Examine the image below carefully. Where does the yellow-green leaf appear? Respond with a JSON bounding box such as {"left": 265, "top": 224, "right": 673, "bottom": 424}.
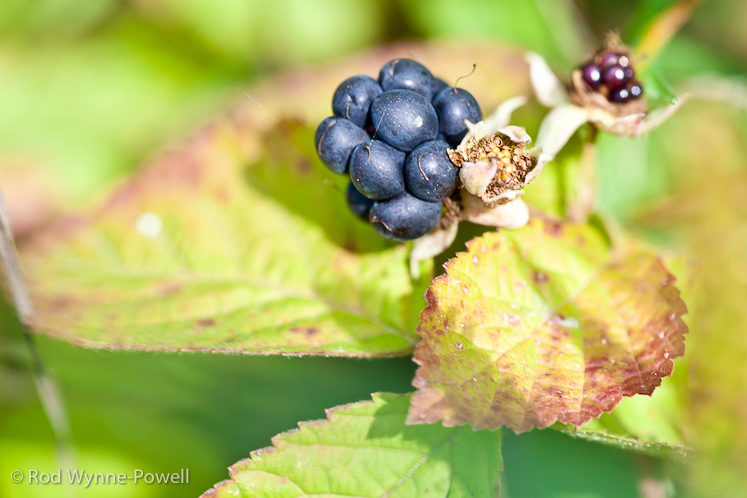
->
{"left": 407, "top": 215, "right": 688, "bottom": 432}
{"left": 19, "top": 122, "right": 430, "bottom": 357}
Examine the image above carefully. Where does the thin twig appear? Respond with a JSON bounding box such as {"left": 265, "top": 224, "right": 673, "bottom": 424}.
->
{"left": 0, "top": 188, "right": 75, "bottom": 474}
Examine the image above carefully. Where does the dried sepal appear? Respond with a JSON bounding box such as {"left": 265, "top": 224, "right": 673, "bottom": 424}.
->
{"left": 409, "top": 223, "right": 459, "bottom": 278}
{"left": 483, "top": 96, "right": 528, "bottom": 134}
{"left": 459, "top": 161, "right": 497, "bottom": 197}
{"left": 525, "top": 51, "right": 566, "bottom": 107}
{"left": 461, "top": 193, "right": 529, "bottom": 230}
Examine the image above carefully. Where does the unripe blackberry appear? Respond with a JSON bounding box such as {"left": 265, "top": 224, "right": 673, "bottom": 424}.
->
{"left": 581, "top": 64, "right": 602, "bottom": 90}
{"left": 576, "top": 50, "right": 642, "bottom": 104}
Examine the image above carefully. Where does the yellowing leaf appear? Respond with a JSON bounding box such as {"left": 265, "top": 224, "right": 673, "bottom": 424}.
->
{"left": 19, "top": 122, "right": 430, "bottom": 357}
{"left": 201, "top": 393, "right": 502, "bottom": 498}
{"left": 407, "top": 215, "right": 688, "bottom": 432}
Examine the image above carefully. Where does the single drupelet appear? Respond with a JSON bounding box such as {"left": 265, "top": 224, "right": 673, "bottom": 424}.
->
{"left": 315, "top": 58, "right": 482, "bottom": 241}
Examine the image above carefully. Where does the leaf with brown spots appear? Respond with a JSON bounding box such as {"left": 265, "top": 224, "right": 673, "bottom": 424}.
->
{"left": 407, "top": 215, "right": 688, "bottom": 432}
{"left": 18, "top": 121, "right": 431, "bottom": 357}
{"left": 201, "top": 393, "right": 502, "bottom": 498}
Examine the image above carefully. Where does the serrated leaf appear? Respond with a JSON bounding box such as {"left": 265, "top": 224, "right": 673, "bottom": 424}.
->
{"left": 19, "top": 122, "right": 430, "bottom": 357}
{"left": 201, "top": 393, "right": 502, "bottom": 498}
{"left": 551, "top": 423, "right": 691, "bottom": 461}
{"left": 407, "top": 215, "right": 688, "bottom": 432}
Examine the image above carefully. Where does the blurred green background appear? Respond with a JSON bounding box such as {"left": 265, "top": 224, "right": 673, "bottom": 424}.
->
{"left": 1, "top": 1, "right": 747, "bottom": 497}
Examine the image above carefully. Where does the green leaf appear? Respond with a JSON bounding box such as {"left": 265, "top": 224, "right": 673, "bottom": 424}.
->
{"left": 551, "top": 423, "right": 691, "bottom": 460}
{"left": 630, "top": 0, "right": 704, "bottom": 70}
{"left": 201, "top": 393, "right": 502, "bottom": 498}
{"left": 407, "top": 214, "right": 689, "bottom": 432}
{"left": 19, "top": 122, "right": 430, "bottom": 357}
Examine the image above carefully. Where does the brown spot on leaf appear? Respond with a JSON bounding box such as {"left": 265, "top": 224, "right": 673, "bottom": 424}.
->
{"left": 543, "top": 219, "right": 563, "bottom": 237}
{"left": 296, "top": 158, "right": 312, "bottom": 174}
{"left": 289, "top": 326, "right": 320, "bottom": 337}
{"left": 196, "top": 318, "right": 217, "bottom": 327}
{"left": 157, "top": 281, "right": 183, "bottom": 296}
{"left": 532, "top": 270, "right": 549, "bottom": 284}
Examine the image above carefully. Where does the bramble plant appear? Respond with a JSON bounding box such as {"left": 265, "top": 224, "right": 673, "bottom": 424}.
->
{"left": 2, "top": 1, "right": 726, "bottom": 497}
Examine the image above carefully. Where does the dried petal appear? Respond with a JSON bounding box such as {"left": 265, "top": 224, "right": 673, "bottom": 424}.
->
{"left": 460, "top": 161, "right": 498, "bottom": 197}
{"left": 409, "top": 223, "right": 459, "bottom": 278}
{"left": 495, "top": 125, "right": 532, "bottom": 145}
{"left": 462, "top": 193, "right": 529, "bottom": 229}
{"left": 523, "top": 147, "right": 552, "bottom": 186}
{"left": 526, "top": 52, "right": 567, "bottom": 107}
{"left": 637, "top": 94, "right": 689, "bottom": 135}
{"left": 483, "top": 96, "right": 528, "bottom": 134}
{"left": 535, "top": 103, "right": 592, "bottom": 159}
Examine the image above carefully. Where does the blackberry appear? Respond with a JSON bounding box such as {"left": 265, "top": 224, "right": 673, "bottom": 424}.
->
{"left": 430, "top": 77, "right": 449, "bottom": 101}
{"left": 379, "top": 59, "right": 434, "bottom": 100}
{"left": 578, "top": 51, "right": 643, "bottom": 104}
{"left": 315, "top": 117, "right": 369, "bottom": 175}
{"left": 602, "top": 65, "right": 632, "bottom": 90}
{"left": 369, "top": 192, "right": 442, "bottom": 241}
{"left": 370, "top": 90, "right": 439, "bottom": 153}
{"left": 404, "top": 140, "right": 459, "bottom": 201}
{"left": 432, "top": 87, "right": 482, "bottom": 146}
{"left": 581, "top": 64, "right": 602, "bottom": 90}
{"left": 349, "top": 139, "right": 406, "bottom": 200}
{"left": 316, "top": 59, "right": 487, "bottom": 241}
{"left": 332, "top": 75, "right": 382, "bottom": 128}
{"left": 345, "top": 182, "right": 375, "bottom": 220}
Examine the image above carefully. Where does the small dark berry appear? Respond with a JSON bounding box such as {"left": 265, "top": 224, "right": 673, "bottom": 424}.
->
{"left": 629, "top": 82, "right": 643, "bottom": 99}
{"left": 602, "top": 65, "right": 631, "bottom": 91}
{"left": 349, "top": 139, "right": 406, "bottom": 200}
{"left": 345, "top": 181, "right": 375, "bottom": 220}
{"left": 432, "top": 87, "right": 482, "bottom": 146}
{"left": 315, "top": 117, "right": 369, "bottom": 175}
{"left": 404, "top": 140, "right": 459, "bottom": 201}
{"left": 600, "top": 53, "right": 620, "bottom": 70}
{"left": 332, "top": 75, "right": 383, "bottom": 128}
{"left": 379, "top": 59, "right": 434, "bottom": 100}
{"left": 370, "top": 90, "right": 439, "bottom": 152}
{"left": 609, "top": 87, "right": 630, "bottom": 103}
{"left": 369, "top": 192, "right": 441, "bottom": 241}
{"left": 581, "top": 64, "right": 602, "bottom": 90}
{"left": 430, "top": 77, "right": 449, "bottom": 101}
